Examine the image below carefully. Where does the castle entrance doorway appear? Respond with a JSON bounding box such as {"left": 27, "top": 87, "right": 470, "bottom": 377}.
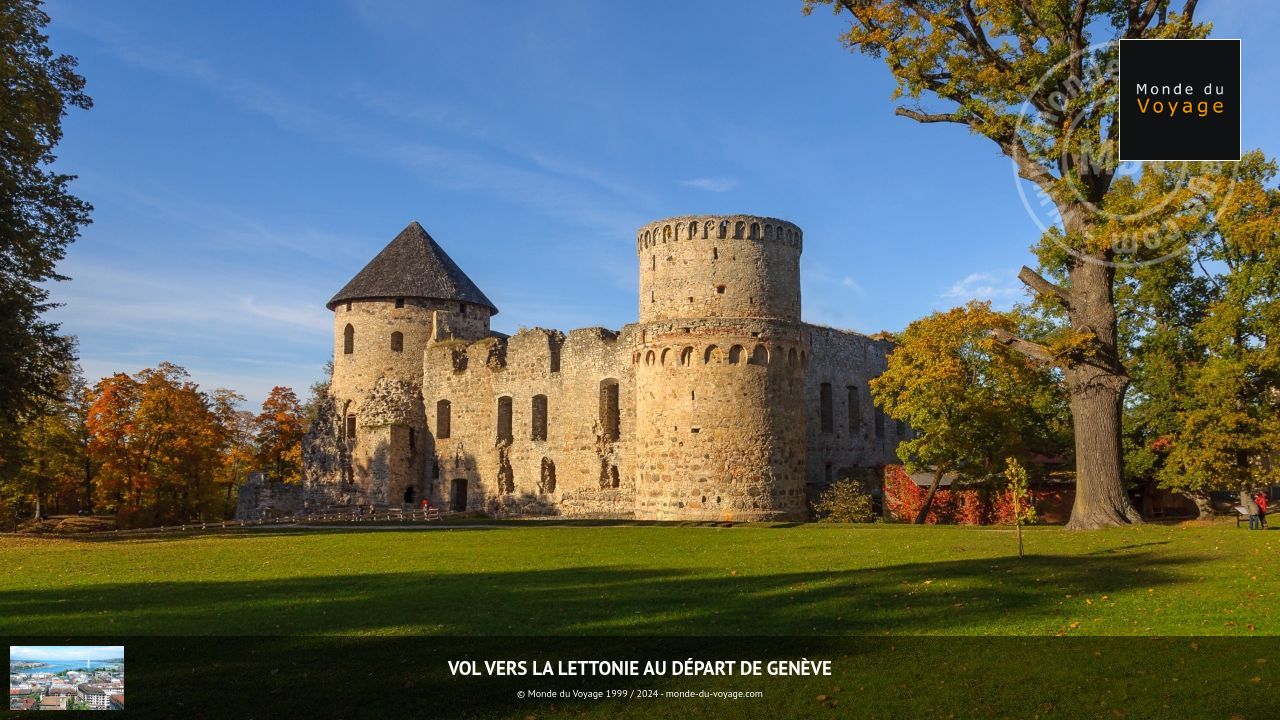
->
{"left": 403, "top": 485, "right": 415, "bottom": 505}
{"left": 450, "top": 479, "right": 467, "bottom": 512}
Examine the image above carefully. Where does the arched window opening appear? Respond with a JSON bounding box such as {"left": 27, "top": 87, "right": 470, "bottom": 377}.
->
{"left": 645, "top": 350, "right": 655, "bottom": 366}
{"left": 663, "top": 225, "right": 672, "bottom": 241}
{"left": 704, "top": 345, "right": 720, "bottom": 364}
{"left": 688, "top": 221, "right": 698, "bottom": 239}
{"left": 788, "top": 348, "right": 798, "bottom": 366}
{"left": 436, "top": 399, "right": 451, "bottom": 439}
{"left": 391, "top": 331, "right": 404, "bottom": 352}
{"left": 599, "top": 379, "right": 620, "bottom": 441}
{"left": 749, "top": 222, "right": 760, "bottom": 239}
{"left": 531, "top": 394, "right": 548, "bottom": 442}
{"left": 820, "top": 383, "right": 834, "bottom": 434}
{"left": 346, "top": 414, "right": 357, "bottom": 440}
{"left": 680, "top": 347, "right": 693, "bottom": 366}
{"left": 660, "top": 348, "right": 671, "bottom": 366}
{"left": 750, "top": 344, "right": 768, "bottom": 366}
{"left": 540, "top": 457, "right": 557, "bottom": 494}
{"left": 719, "top": 220, "right": 729, "bottom": 238}
{"left": 734, "top": 221, "right": 745, "bottom": 238}
{"left": 343, "top": 324, "right": 354, "bottom": 354}
{"left": 847, "top": 385, "right": 862, "bottom": 434}
{"left": 728, "top": 345, "right": 744, "bottom": 365}
{"left": 497, "top": 396, "right": 513, "bottom": 443}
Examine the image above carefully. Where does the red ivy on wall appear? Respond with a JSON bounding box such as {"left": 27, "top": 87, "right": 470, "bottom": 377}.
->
{"left": 883, "top": 465, "right": 1067, "bottom": 525}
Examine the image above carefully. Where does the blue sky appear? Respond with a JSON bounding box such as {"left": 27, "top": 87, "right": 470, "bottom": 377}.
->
{"left": 10, "top": 645, "right": 123, "bottom": 662}
{"left": 42, "top": 1, "right": 1280, "bottom": 406}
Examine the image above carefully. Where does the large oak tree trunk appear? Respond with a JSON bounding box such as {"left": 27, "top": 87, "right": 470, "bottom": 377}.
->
{"left": 1061, "top": 239, "right": 1142, "bottom": 530}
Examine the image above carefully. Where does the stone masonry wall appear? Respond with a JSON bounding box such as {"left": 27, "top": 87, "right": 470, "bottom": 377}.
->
{"left": 804, "top": 326, "right": 906, "bottom": 487}
{"left": 421, "top": 326, "right": 637, "bottom": 517}
{"left": 637, "top": 215, "right": 802, "bottom": 323}
{"left": 634, "top": 214, "right": 808, "bottom": 521}
{"left": 633, "top": 317, "right": 809, "bottom": 521}
{"left": 326, "top": 297, "right": 491, "bottom": 508}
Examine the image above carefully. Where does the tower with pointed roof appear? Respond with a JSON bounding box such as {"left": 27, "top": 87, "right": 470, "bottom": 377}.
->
{"left": 325, "top": 221, "right": 497, "bottom": 506}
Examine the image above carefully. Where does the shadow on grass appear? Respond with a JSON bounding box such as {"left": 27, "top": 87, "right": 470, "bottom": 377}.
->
{"left": 0, "top": 550, "right": 1198, "bottom": 637}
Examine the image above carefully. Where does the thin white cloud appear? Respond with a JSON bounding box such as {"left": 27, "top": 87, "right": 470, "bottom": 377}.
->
{"left": 62, "top": 13, "right": 648, "bottom": 238}
{"left": 941, "top": 269, "right": 1026, "bottom": 309}
{"left": 680, "top": 177, "right": 738, "bottom": 193}
{"left": 239, "top": 297, "right": 332, "bottom": 333}
{"left": 840, "top": 276, "right": 864, "bottom": 294}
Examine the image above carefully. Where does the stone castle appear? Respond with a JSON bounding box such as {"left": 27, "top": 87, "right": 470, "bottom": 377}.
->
{"left": 294, "top": 215, "right": 905, "bottom": 521}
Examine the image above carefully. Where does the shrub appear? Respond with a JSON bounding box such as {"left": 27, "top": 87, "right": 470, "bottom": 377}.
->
{"left": 813, "top": 478, "right": 875, "bottom": 523}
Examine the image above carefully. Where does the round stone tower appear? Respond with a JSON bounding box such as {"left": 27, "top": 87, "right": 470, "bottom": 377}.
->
{"left": 324, "top": 221, "right": 496, "bottom": 505}
{"left": 633, "top": 215, "right": 808, "bottom": 521}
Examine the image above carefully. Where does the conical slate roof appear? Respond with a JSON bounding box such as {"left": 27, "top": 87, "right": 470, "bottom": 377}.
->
{"left": 327, "top": 221, "right": 498, "bottom": 315}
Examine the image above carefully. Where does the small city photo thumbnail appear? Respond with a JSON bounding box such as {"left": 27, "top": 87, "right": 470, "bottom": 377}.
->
{"left": 9, "top": 646, "right": 124, "bottom": 711}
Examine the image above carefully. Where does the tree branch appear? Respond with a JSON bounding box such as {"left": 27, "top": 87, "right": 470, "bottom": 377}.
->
{"left": 894, "top": 106, "right": 966, "bottom": 125}
{"left": 1018, "top": 266, "right": 1071, "bottom": 309}
{"left": 997, "top": 132, "right": 1059, "bottom": 195}
{"left": 990, "top": 328, "right": 1055, "bottom": 363}
{"left": 1012, "top": 0, "right": 1052, "bottom": 41}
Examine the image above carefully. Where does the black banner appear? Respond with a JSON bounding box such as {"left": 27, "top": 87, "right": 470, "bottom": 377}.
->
{"left": 8, "top": 636, "right": 1278, "bottom": 719}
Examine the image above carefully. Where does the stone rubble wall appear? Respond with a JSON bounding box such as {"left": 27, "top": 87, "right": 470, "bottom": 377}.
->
{"left": 422, "top": 326, "right": 637, "bottom": 516}
{"left": 804, "top": 326, "right": 907, "bottom": 487}
{"left": 633, "top": 317, "right": 809, "bottom": 521}
{"left": 637, "top": 214, "right": 802, "bottom": 323}
{"left": 235, "top": 473, "right": 304, "bottom": 520}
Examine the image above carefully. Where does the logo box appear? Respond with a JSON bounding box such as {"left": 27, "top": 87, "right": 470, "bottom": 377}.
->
{"left": 1118, "top": 38, "right": 1240, "bottom": 162}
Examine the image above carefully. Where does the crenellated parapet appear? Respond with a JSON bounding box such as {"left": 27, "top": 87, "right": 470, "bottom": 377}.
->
{"left": 637, "top": 214, "right": 802, "bottom": 323}
{"left": 636, "top": 214, "right": 802, "bottom": 253}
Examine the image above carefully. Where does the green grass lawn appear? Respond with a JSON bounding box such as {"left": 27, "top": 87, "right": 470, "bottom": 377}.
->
{"left": 6, "top": 522, "right": 1279, "bottom": 718}
{"left": 2, "top": 520, "right": 1276, "bottom": 637}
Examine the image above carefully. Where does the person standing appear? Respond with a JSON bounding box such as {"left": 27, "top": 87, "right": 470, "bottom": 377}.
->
{"left": 1242, "top": 491, "right": 1261, "bottom": 530}
{"left": 1254, "top": 491, "right": 1268, "bottom": 529}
